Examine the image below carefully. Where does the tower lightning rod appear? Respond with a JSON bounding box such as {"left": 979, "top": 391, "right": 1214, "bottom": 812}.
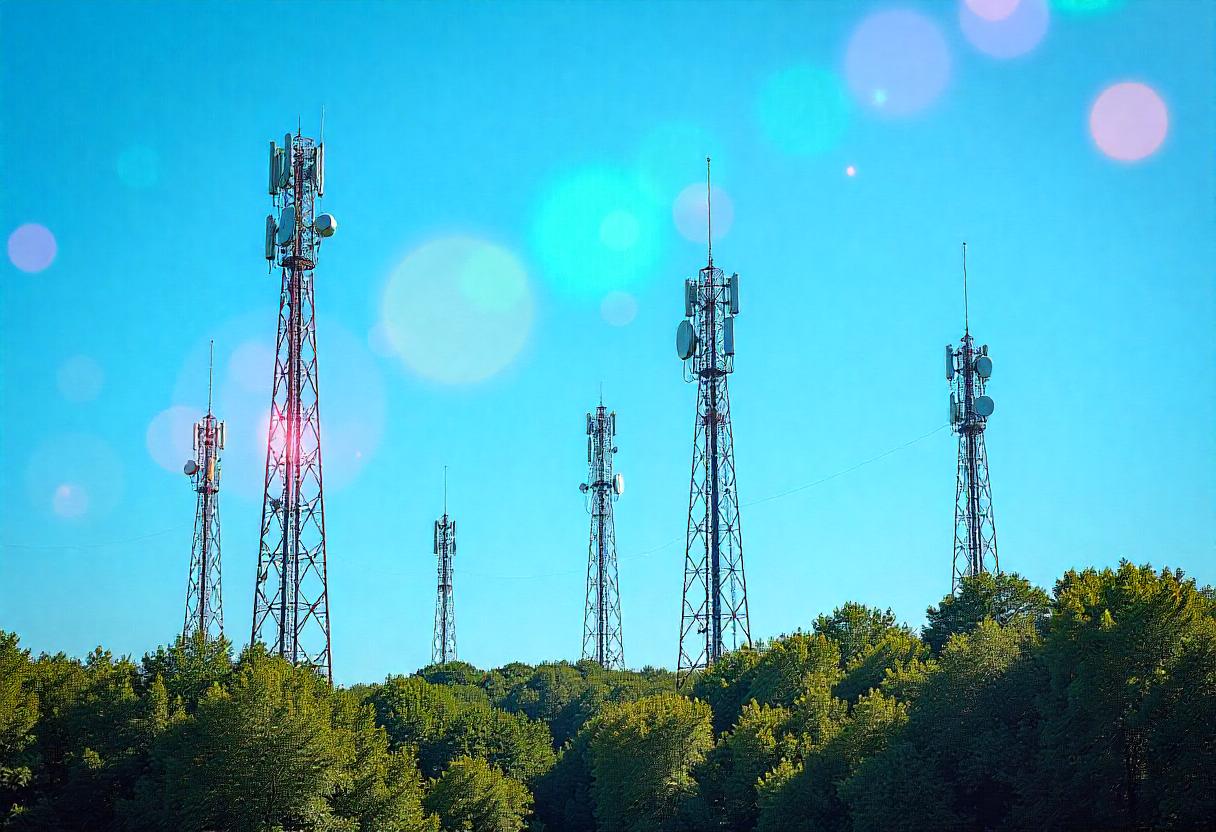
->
{"left": 706, "top": 156, "right": 713, "bottom": 268}
{"left": 207, "top": 340, "right": 214, "bottom": 415}
{"left": 962, "top": 241, "right": 969, "bottom": 335}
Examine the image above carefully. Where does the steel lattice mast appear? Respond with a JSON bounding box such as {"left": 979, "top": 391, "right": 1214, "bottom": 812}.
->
{"left": 580, "top": 400, "right": 624, "bottom": 669}
{"left": 432, "top": 470, "right": 457, "bottom": 665}
{"left": 947, "top": 243, "right": 999, "bottom": 593}
{"left": 183, "top": 342, "right": 225, "bottom": 641}
{"left": 252, "top": 128, "right": 338, "bottom": 681}
{"left": 676, "top": 159, "right": 750, "bottom": 687}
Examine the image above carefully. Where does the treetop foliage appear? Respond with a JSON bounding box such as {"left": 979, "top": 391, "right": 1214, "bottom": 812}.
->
{"left": 1, "top": 561, "right": 1211, "bottom": 831}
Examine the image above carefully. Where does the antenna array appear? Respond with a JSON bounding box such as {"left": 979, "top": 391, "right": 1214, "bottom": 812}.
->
{"left": 947, "top": 244, "right": 1000, "bottom": 591}
{"left": 251, "top": 128, "right": 338, "bottom": 681}
{"left": 433, "top": 471, "right": 458, "bottom": 665}
{"left": 674, "top": 159, "right": 751, "bottom": 686}
{"left": 580, "top": 402, "right": 625, "bottom": 669}
{"left": 182, "top": 342, "right": 225, "bottom": 641}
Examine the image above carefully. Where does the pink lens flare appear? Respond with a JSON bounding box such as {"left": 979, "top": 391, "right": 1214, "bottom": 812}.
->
{"left": 845, "top": 10, "right": 951, "bottom": 117}
{"left": 7, "top": 223, "right": 57, "bottom": 273}
{"left": 1089, "top": 82, "right": 1169, "bottom": 162}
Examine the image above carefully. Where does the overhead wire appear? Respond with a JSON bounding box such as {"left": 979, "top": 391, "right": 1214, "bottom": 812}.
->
{"left": 456, "top": 422, "right": 949, "bottom": 581}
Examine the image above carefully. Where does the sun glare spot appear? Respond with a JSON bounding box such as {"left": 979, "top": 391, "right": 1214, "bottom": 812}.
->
{"left": 7, "top": 223, "right": 57, "bottom": 273}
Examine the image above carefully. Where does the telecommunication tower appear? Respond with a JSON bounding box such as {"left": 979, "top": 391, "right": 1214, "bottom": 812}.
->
{"left": 580, "top": 399, "right": 625, "bottom": 669}
{"left": 432, "top": 470, "right": 458, "bottom": 665}
{"left": 182, "top": 342, "right": 225, "bottom": 641}
{"left": 675, "top": 159, "right": 750, "bottom": 686}
{"left": 947, "top": 243, "right": 999, "bottom": 593}
{"left": 251, "top": 127, "right": 339, "bottom": 682}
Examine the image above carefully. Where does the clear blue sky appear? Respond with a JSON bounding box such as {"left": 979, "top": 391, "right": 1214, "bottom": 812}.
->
{"left": 1, "top": 0, "right": 1212, "bottom": 686}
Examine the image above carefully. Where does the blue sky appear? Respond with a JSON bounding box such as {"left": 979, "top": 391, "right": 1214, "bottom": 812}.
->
{"left": 1, "top": 0, "right": 1212, "bottom": 685}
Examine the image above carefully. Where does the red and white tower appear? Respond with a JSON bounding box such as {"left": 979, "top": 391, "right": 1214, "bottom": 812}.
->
{"left": 183, "top": 342, "right": 224, "bottom": 641}
{"left": 251, "top": 128, "right": 338, "bottom": 681}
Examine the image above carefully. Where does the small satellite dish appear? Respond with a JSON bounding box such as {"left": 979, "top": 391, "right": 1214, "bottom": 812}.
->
{"left": 183, "top": 459, "right": 199, "bottom": 477}
{"left": 314, "top": 213, "right": 337, "bottom": 238}
{"left": 676, "top": 320, "right": 697, "bottom": 360}
{"left": 580, "top": 483, "right": 589, "bottom": 494}
{"left": 946, "top": 345, "right": 954, "bottom": 380}
{"left": 276, "top": 206, "right": 296, "bottom": 246}
{"left": 613, "top": 473, "right": 624, "bottom": 496}
{"left": 975, "top": 355, "right": 993, "bottom": 379}
{"left": 975, "top": 395, "right": 995, "bottom": 417}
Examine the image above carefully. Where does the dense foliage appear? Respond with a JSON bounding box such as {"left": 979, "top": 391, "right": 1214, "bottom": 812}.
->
{"left": 1, "top": 563, "right": 1212, "bottom": 830}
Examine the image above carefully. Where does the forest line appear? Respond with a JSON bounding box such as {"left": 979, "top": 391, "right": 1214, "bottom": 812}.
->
{"left": 1, "top": 561, "right": 1212, "bottom": 830}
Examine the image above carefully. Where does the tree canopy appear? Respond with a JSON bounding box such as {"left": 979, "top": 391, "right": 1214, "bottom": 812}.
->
{"left": 1, "top": 561, "right": 1211, "bottom": 831}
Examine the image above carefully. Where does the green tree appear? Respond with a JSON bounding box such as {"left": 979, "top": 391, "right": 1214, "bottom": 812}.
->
{"left": 124, "top": 650, "right": 343, "bottom": 831}
{"left": 588, "top": 694, "right": 713, "bottom": 832}
{"left": 140, "top": 631, "right": 233, "bottom": 713}
{"left": 746, "top": 633, "right": 841, "bottom": 711}
{"left": 922, "top": 572, "right": 1049, "bottom": 653}
{"left": 423, "top": 757, "right": 531, "bottom": 832}
{"left": 756, "top": 690, "right": 907, "bottom": 832}
{"left": 0, "top": 631, "right": 38, "bottom": 818}
{"left": 844, "top": 618, "right": 1040, "bottom": 832}
{"left": 417, "top": 662, "right": 484, "bottom": 689}
{"left": 833, "top": 629, "right": 927, "bottom": 703}
{"left": 329, "top": 689, "right": 437, "bottom": 831}
{"left": 14, "top": 648, "right": 155, "bottom": 830}
{"left": 813, "top": 603, "right": 899, "bottom": 666}
{"left": 689, "top": 648, "right": 762, "bottom": 736}
{"left": 1019, "top": 563, "right": 1216, "bottom": 830}
{"left": 694, "top": 702, "right": 793, "bottom": 831}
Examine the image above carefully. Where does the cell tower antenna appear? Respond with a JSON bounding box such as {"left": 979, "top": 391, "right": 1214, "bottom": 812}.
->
{"left": 252, "top": 125, "right": 339, "bottom": 682}
{"left": 962, "top": 241, "right": 970, "bottom": 334}
{"left": 183, "top": 345, "right": 225, "bottom": 642}
{"left": 675, "top": 162, "right": 749, "bottom": 687}
{"left": 206, "top": 339, "right": 214, "bottom": 415}
{"left": 581, "top": 399, "right": 625, "bottom": 669}
{"left": 946, "top": 246, "right": 1000, "bottom": 594}
{"left": 706, "top": 156, "right": 713, "bottom": 268}
{"left": 432, "top": 475, "right": 458, "bottom": 665}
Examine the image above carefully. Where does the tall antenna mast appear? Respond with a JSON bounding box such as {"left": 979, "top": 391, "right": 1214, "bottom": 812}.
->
{"left": 962, "top": 241, "right": 970, "bottom": 335}
{"left": 433, "top": 475, "right": 458, "bottom": 665}
{"left": 206, "top": 340, "right": 214, "bottom": 415}
{"left": 183, "top": 348, "right": 225, "bottom": 642}
{"left": 675, "top": 163, "right": 749, "bottom": 687}
{"left": 946, "top": 245, "right": 999, "bottom": 593}
{"left": 581, "top": 400, "right": 625, "bottom": 669}
{"left": 706, "top": 156, "right": 713, "bottom": 268}
{"left": 252, "top": 125, "right": 339, "bottom": 682}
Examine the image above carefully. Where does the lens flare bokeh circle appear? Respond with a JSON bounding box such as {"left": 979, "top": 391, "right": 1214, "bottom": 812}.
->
{"left": 965, "top": 0, "right": 1021, "bottom": 21}
{"left": 1089, "top": 82, "right": 1168, "bottom": 162}
{"left": 674, "top": 183, "right": 734, "bottom": 244}
{"left": 146, "top": 405, "right": 204, "bottom": 474}
{"left": 7, "top": 223, "right": 57, "bottom": 273}
{"left": 845, "top": 10, "right": 951, "bottom": 117}
{"left": 382, "top": 236, "right": 534, "bottom": 384}
{"left": 601, "top": 291, "right": 639, "bottom": 327}
{"left": 960, "top": 0, "right": 1049, "bottom": 59}
{"left": 26, "top": 433, "right": 124, "bottom": 519}
{"left": 531, "top": 168, "right": 665, "bottom": 297}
